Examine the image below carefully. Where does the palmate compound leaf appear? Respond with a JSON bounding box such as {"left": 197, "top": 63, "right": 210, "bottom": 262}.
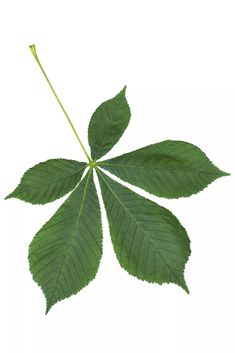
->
{"left": 88, "top": 86, "right": 131, "bottom": 161}
{"left": 29, "top": 170, "right": 102, "bottom": 313}
{"left": 97, "top": 169, "right": 191, "bottom": 292}
{"left": 5, "top": 159, "right": 87, "bottom": 204}
{"left": 5, "top": 43, "right": 230, "bottom": 314}
{"left": 99, "top": 140, "right": 229, "bottom": 198}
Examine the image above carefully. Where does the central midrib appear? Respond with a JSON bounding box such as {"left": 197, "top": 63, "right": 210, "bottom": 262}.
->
{"left": 99, "top": 163, "right": 221, "bottom": 175}
{"left": 27, "top": 165, "right": 87, "bottom": 186}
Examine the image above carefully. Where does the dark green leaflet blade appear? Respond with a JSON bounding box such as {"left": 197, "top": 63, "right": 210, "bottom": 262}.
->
{"left": 99, "top": 140, "right": 229, "bottom": 199}
{"left": 88, "top": 86, "right": 131, "bottom": 160}
{"left": 5, "top": 159, "right": 87, "bottom": 204}
{"left": 28, "top": 170, "right": 102, "bottom": 313}
{"left": 97, "top": 169, "right": 190, "bottom": 292}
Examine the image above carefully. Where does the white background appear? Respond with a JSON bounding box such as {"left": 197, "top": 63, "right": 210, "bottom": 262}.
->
{"left": 1, "top": 1, "right": 234, "bottom": 352}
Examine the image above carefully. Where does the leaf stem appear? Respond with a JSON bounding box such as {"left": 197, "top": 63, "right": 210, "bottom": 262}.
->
{"left": 29, "top": 44, "right": 92, "bottom": 163}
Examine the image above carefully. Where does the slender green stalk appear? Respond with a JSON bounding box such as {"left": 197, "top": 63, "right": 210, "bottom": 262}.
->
{"left": 29, "top": 44, "right": 92, "bottom": 163}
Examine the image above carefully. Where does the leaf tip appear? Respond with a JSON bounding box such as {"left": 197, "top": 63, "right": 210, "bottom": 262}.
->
{"left": 183, "top": 284, "right": 190, "bottom": 294}
{"left": 179, "top": 276, "right": 190, "bottom": 294}
{"left": 221, "top": 170, "right": 231, "bottom": 177}
{"left": 45, "top": 305, "right": 51, "bottom": 315}
{"left": 4, "top": 192, "right": 13, "bottom": 200}
{"left": 121, "top": 85, "right": 127, "bottom": 94}
{"left": 45, "top": 298, "right": 55, "bottom": 315}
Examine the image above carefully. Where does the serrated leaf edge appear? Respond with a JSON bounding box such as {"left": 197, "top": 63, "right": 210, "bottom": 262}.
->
{"left": 98, "top": 140, "right": 230, "bottom": 199}
{"left": 28, "top": 170, "right": 103, "bottom": 314}
{"left": 97, "top": 168, "right": 191, "bottom": 293}
{"left": 5, "top": 158, "right": 87, "bottom": 205}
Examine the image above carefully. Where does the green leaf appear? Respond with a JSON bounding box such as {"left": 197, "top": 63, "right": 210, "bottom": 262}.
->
{"left": 5, "top": 159, "right": 87, "bottom": 204}
{"left": 88, "top": 86, "right": 131, "bottom": 161}
{"left": 99, "top": 140, "right": 229, "bottom": 198}
{"left": 5, "top": 47, "right": 229, "bottom": 314}
{"left": 29, "top": 170, "right": 102, "bottom": 313}
{"left": 97, "top": 169, "right": 190, "bottom": 292}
